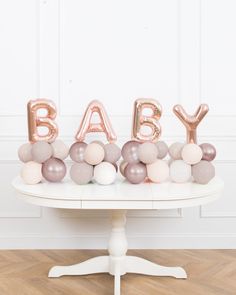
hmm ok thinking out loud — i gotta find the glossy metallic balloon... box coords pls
[124,163,147,184]
[42,158,66,182]
[27,99,58,143]
[121,140,140,164]
[132,99,162,142]
[199,143,216,162]
[75,100,117,143]
[69,142,87,162]
[173,104,209,144]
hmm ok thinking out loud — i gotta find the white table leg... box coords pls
[48,255,109,278]
[125,256,187,278]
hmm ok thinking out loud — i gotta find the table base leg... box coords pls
[48,210,187,295]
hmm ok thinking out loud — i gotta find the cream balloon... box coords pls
[20,161,43,184]
[147,160,169,183]
[181,143,203,165]
[84,143,105,165]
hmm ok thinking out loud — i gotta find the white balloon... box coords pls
[147,160,169,183]
[181,143,203,165]
[20,161,43,184]
[51,140,69,160]
[94,162,116,185]
[170,160,191,183]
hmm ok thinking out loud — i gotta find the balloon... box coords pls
[132,99,162,142]
[84,143,105,165]
[94,162,117,185]
[169,142,184,160]
[69,142,87,163]
[70,162,93,185]
[170,160,192,183]
[27,99,58,143]
[20,161,43,184]
[119,160,128,177]
[173,104,209,143]
[192,160,215,184]
[121,140,140,164]
[181,143,203,165]
[138,142,158,164]
[18,143,33,163]
[31,141,53,163]
[104,143,121,163]
[75,100,117,143]
[200,143,216,162]
[51,140,69,160]
[156,141,168,159]
[42,158,66,182]
[147,160,169,183]
[124,163,147,184]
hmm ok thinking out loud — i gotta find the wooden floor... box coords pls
[0,250,235,295]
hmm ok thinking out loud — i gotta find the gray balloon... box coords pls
[200,143,216,162]
[70,162,93,185]
[121,140,140,164]
[192,160,215,184]
[31,141,52,163]
[69,142,87,162]
[42,158,66,182]
[156,141,168,159]
[104,143,121,163]
[124,163,147,184]
[18,143,33,163]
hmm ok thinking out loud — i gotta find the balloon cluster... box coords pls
[69,141,121,185]
[120,141,216,185]
[18,140,69,184]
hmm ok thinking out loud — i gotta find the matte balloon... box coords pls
[138,142,158,164]
[84,143,105,165]
[18,143,33,163]
[169,142,184,160]
[156,141,168,159]
[170,160,192,183]
[31,141,53,163]
[94,162,117,185]
[181,143,203,165]
[124,163,147,184]
[69,142,87,163]
[42,158,66,182]
[119,160,128,177]
[51,140,69,160]
[192,160,215,184]
[121,140,140,164]
[200,143,216,162]
[91,140,105,147]
[20,161,42,184]
[70,162,93,185]
[104,143,121,163]
[147,160,169,183]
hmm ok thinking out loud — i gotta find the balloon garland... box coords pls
[18,98,217,186]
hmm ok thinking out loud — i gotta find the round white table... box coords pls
[12,176,224,295]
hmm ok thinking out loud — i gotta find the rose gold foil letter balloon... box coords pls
[173,104,209,144]
[132,99,162,143]
[75,100,117,143]
[27,99,58,143]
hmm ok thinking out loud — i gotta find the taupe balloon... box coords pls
[104,143,121,163]
[119,160,128,177]
[169,142,184,160]
[124,163,147,184]
[192,160,215,184]
[121,140,140,164]
[31,141,53,163]
[42,158,66,182]
[70,162,93,185]
[18,143,33,163]
[69,142,87,162]
[156,141,168,159]
[200,143,216,162]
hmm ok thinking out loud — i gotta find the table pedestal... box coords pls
[49,210,187,295]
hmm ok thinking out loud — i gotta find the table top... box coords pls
[12,176,224,210]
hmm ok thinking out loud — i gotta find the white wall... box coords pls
[0,0,236,249]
